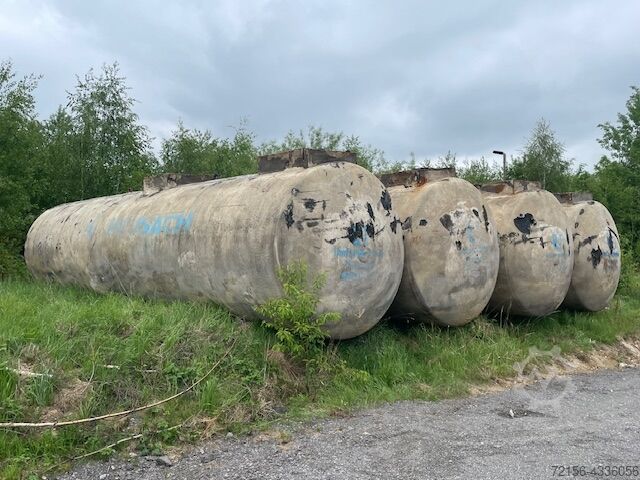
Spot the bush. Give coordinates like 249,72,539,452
618,234,640,295
256,262,340,371
0,245,27,280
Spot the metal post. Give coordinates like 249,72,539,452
493,150,507,181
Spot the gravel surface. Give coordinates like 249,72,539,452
57,367,640,480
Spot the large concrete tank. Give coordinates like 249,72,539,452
25,149,405,340
555,192,621,311
482,181,574,317
380,169,500,326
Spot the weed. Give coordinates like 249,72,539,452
256,262,340,372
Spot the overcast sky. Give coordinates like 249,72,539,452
2,0,639,168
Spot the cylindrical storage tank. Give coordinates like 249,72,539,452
381,169,500,326
482,182,574,317
555,193,621,311
25,149,405,340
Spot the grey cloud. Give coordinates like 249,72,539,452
1,0,639,168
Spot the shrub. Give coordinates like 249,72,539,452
256,262,340,371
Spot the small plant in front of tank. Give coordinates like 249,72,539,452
256,261,340,372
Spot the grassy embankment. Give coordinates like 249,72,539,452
1,269,639,478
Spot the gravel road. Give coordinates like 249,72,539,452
57,367,640,480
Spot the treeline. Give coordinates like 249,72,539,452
1,60,639,275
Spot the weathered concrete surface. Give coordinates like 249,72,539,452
379,167,457,188
554,191,594,204
484,189,574,317
257,149,356,174
479,179,541,195
25,162,404,339
57,367,640,480
562,201,621,311
388,176,500,326
142,173,219,196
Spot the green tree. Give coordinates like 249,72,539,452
598,86,640,166
508,119,572,191
259,125,387,172
61,63,157,198
0,60,43,274
37,107,76,206
457,157,501,185
594,86,640,256
160,121,257,177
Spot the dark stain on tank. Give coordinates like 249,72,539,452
580,235,597,247
574,222,579,229
307,221,319,227
366,222,375,239
402,216,412,231
455,240,462,250
345,192,352,199
380,189,392,216
295,221,304,232
324,238,337,245
539,237,545,248
579,208,585,215
590,246,603,268
482,205,490,232
607,229,615,254
565,229,570,245
440,213,454,234
339,211,349,220
390,217,401,234
513,213,536,234
291,188,300,196
419,219,428,226
346,221,365,243
283,202,294,228
367,202,375,221
322,200,327,211
472,208,480,219
347,220,376,243
303,198,318,211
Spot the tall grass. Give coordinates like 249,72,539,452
0,273,639,478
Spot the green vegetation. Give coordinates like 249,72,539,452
1,268,639,477
1,59,640,274
2,57,640,478
256,262,340,369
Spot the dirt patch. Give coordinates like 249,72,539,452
470,336,640,396
40,378,92,422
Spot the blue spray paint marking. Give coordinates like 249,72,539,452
334,235,384,281
545,230,569,258
135,212,194,235
340,270,360,281
100,212,194,237
465,226,477,245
